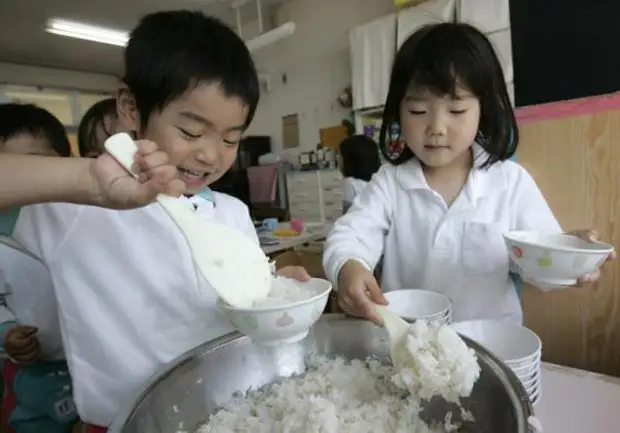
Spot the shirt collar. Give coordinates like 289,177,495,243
396,144,507,201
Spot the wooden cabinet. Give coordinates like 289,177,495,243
286,170,343,224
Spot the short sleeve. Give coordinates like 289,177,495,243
511,165,562,233
8,203,83,262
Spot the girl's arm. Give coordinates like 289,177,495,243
323,167,393,285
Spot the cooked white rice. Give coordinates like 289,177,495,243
252,277,319,308
196,322,479,433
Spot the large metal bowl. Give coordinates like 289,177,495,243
109,315,535,433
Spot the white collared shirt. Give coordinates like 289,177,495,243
5,192,258,426
323,154,561,324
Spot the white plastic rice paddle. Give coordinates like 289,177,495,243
104,133,273,308
374,304,413,367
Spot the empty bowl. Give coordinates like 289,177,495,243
218,278,332,345
384,289,451,323
504,231,614,289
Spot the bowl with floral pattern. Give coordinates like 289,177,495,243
217,278,332,345
503,231,614,290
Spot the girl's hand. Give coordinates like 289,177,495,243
88,140,185,209
568,229,616,285
276,266,311,281
337,260,387,326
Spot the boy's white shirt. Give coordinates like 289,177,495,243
9,191,259,426
323,147,562,324
0,243,64,361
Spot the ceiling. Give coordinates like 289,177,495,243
0,0,285,76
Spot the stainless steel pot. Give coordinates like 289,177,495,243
109,315,536,433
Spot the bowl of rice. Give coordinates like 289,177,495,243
217,277,332,345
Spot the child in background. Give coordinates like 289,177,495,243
323,23,614,326
77,98,119,158
0,103,78,433
339,134,381,213
1,11,308,431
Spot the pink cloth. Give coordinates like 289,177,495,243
247,164,278,204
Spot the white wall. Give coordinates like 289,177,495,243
246,0,395,153
0,62,118,92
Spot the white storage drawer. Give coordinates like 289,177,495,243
286,170,344,225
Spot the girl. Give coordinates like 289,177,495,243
77,98,118,158
339,134,381,213
323,23,614,326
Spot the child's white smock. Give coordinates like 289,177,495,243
323,153,562,324
0,243,64,361
343,177,368,205
6,192,258,426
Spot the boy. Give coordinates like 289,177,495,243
0,103,78,433
2,11,308,430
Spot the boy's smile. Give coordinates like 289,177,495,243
119,83,249,195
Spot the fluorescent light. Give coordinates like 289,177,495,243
246,21,296,52
46,19,128,47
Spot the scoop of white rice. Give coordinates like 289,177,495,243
252,277,319,308
392,320,480,403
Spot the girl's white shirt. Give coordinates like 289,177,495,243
342,177,368,205
8,192,258,426
324,148,561,324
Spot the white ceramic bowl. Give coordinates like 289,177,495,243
218,278,332,346
450,320,542,365
385,289,452,323
504,231,614,289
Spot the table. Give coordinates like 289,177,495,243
261,225,331,255
536,363,620,431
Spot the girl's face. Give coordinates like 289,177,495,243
400,84,480,169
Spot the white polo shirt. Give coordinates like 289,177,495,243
0,243,64,361
323,153,562,324
5,192,258,426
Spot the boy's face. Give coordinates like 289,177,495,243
0,134,58,156
119,83,248,195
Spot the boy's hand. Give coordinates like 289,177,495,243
568,230,616,285
337,260,387,326
88,140,185,209
276,266,311,281
4,325,40,365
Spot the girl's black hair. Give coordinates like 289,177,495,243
379,22,517,169
339,135,381,181
77,98,117,157
0,103,71,157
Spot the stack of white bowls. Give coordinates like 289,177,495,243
451,320,542,405
384,289,452,325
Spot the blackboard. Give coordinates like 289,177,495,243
510,0,620,107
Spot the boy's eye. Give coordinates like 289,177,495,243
222,139,240,147
178,127,201,139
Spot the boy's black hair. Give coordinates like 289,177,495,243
78,97,116,157
124,10,260,129
379,22,517,169
339,135,381,182
0,103,71,157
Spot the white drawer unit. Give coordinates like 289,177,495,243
286,170,343,224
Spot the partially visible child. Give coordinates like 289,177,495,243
77,98,118,158
0,103,77,433
323,23,614,326
339,134,381,213
1,11,309,431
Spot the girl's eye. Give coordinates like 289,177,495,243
408,110,426,115
450,109,467,115
178,127,200,139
